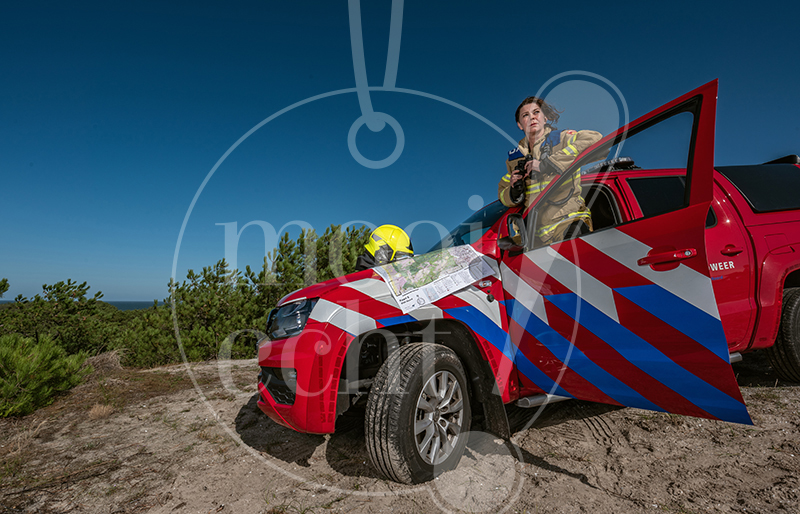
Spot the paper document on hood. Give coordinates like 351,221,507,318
373,245,495,314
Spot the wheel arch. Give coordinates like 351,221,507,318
337,317,511,439
431,319,512,440
783,267,800,290
750,255,800,350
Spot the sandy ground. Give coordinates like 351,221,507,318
1,351,798,514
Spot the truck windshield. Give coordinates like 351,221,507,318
427,201,510,252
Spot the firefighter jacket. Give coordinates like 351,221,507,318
498,126,602,244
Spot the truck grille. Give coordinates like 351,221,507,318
260,367,296,405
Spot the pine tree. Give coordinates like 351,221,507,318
273,232,302,299
0,280,107,355
0,222,377,370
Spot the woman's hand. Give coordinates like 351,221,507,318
510,168,529,186
524,158,542,174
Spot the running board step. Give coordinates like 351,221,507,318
516,394,571,409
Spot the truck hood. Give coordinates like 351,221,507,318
277,268,381,306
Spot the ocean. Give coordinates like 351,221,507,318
106,301,165,311
0,300,164,311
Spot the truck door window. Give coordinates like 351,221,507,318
611,111,694,171
527,109,695,247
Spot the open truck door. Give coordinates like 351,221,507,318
499,80,751,424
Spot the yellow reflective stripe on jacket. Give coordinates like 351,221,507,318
560,133,579,157
526,182,547,195
527,171,579,196
535,210,592,238
501,172,511,183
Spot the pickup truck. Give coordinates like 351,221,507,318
256,80,800,484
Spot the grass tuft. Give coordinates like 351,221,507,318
88,403,115,420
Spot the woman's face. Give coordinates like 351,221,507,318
517,102,547,142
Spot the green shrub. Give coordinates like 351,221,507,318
116,304,179,368
0,224,373,369
0,334,91,417
0,279,123,356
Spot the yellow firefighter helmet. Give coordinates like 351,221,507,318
364,225,414,265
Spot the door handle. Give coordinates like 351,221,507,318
720,245,743,256
637,248,697,267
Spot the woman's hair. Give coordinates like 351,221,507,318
515,96,561,126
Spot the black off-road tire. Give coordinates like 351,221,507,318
365,343,471,484
766,287,800,383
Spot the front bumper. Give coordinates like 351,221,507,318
256,321,349,434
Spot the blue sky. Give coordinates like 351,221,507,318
2,0,799,301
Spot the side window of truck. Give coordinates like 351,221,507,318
583,183,622,231
627,175,716,228
627,175,685,218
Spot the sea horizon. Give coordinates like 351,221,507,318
0,299,165,311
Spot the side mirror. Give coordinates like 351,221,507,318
498,213,527,252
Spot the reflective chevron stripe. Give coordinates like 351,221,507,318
581,229,720,319
500,228,751,425
310,298,377,335
305,231,749,425
525,247,619,323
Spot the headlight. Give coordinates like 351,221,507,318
265,298,318,340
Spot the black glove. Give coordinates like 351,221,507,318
510,175,525,204
510,155,532,204
513,154,533,174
